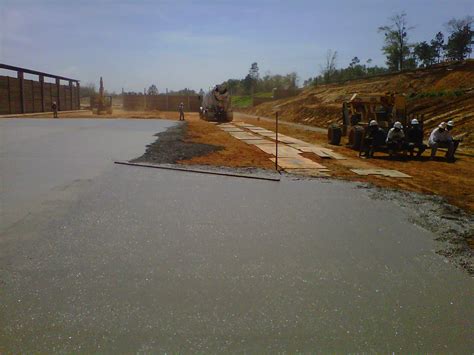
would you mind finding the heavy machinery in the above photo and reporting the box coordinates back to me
[91,77,113,115]
[328,92,407,149]
[200,84,233,122]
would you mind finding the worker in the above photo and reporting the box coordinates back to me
[406,118,427,157]
[178,102,185,121]
[361,120,386,158]
[386,121,407,156]
[52,101,58,118]
[429,121,459,162]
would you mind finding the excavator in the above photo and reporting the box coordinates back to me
[328,92,407,149]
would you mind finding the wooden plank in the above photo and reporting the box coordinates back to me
[228,132,261,140]
[254,144,302,157]
[350,169,411,178]
[270,156,327,169]
[241,139,275,145]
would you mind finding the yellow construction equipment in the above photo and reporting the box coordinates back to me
[328,92,407,148]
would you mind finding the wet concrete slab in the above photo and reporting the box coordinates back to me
[0,118,176,232]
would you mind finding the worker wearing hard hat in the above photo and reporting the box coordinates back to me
[52,101,58,118]
[406,118,426,157]
[361,120,386,158]
[178,102,185,121]
[386,121,407,156]
[429,121,459,161]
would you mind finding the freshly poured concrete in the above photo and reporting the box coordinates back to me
[0,119,176,232]
[0,119,472,352]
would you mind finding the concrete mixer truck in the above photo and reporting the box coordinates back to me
[200,84,233,122]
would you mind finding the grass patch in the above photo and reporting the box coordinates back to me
[231,92,274,108]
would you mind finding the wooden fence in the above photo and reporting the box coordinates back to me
[123,94,201,112]
[0,64,80,115]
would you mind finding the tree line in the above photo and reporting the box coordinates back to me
[222,62,299,96]
[305,14,473,86]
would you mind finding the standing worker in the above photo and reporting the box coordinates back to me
[178,102,185,121]
[51,101,58,118]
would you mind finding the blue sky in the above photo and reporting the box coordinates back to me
[1,0,472,93]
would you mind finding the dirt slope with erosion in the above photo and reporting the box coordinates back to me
[245,60,474,150]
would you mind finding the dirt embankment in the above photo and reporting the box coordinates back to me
[244,60,474,150]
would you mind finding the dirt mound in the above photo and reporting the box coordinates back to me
[244,60,474,149]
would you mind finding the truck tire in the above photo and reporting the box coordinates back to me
[348,125,364,150]
[328,125,342,145]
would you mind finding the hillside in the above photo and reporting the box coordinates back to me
[243,60,474,150]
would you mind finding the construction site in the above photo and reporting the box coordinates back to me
[1,1,473,352]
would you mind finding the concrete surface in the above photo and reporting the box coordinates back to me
[0,119,473,352]
[0,118,176,232]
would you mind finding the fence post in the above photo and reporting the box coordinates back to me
[69,81,73,111]
[56,78,61,111]
[40,75,45,112]
[76,82,80,110]
[7,77,12,114]
[18,71,25,113]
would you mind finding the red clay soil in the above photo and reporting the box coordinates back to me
[244,60,474,150]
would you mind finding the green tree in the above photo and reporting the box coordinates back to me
[147,84,159,95]
[430,32,445,63]
[378,12,414,71]
[414,41,437,67]
[445,16,473,61]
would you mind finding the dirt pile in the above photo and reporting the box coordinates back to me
[244,60,474,150]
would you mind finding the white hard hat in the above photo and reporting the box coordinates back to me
[439,122,447,129]
[447,120,454,127]
[369,120,378,126]
[394,121,403,129]
[411,118,419,125]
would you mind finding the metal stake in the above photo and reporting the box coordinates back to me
[275,111,279,171]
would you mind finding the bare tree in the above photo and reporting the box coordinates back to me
[321,49,338,83]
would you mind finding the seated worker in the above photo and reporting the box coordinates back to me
[429,121,459,162]
[386,121,407,156]
[361,120,386,158]
[405,118,427,157]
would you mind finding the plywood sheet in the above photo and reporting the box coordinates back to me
[242,139,275,145]
[220,127,244,132]
[233,122,255,127]
[248,127,272,133]
[270,157,327,169]
[228,132,261,140]
[350,169,411,178]
[255,144,302,157]
[318,148,348,160]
